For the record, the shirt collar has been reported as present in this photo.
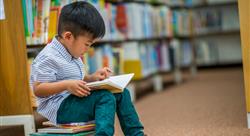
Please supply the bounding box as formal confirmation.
[51,36,74,62]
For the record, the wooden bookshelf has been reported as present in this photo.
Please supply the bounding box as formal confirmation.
[238,0,250,119]
[0,0,32,116]
[0,0,35,135]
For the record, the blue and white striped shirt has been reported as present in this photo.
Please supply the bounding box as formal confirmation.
[30,37,85,124]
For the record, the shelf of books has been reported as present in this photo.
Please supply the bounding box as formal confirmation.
[171,0,241,71]
[170,0,237,9]
[24,0,241,103]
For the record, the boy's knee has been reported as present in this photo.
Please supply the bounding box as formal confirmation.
[123,88,131,97]
[96,90,116,103]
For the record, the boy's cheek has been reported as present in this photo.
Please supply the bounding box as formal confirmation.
[84,47,89,53]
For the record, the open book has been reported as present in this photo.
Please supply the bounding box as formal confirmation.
[86,73,134,93]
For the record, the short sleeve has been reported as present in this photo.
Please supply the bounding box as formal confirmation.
[31,55,58,83]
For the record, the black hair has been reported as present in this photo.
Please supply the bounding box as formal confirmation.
[58,1,105,39]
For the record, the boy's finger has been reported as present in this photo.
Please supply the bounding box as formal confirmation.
[100,69,109,78]
[79,82,91,91]
[81,85,91,92]
[79,88,90,95]
[77,89,90,97]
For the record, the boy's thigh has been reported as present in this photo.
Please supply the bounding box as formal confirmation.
[57,90,113,124]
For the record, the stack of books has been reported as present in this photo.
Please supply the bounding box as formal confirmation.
[30,121,95,136]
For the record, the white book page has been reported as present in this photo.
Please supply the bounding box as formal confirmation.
[86,79,109,87]
[86,73,134,89]
[109,73,134,88]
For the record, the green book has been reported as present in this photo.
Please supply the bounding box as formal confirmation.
[30,131,95,136]
[21,0,29,37]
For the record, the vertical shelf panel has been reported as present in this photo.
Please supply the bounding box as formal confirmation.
[0,0,32,115]
[238,0,250,113]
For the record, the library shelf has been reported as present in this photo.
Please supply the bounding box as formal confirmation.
[171,1,237,10]
[174,29,240,39]
[26,36,172,49]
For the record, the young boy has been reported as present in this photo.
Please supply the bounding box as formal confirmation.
[30,1,144,136]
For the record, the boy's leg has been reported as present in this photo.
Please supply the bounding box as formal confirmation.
[57,90,116,136]
[94,90,116,136]
[114,88,144,136]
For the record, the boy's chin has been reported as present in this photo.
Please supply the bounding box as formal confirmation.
[75,53,84,58]
[73,55,81,58]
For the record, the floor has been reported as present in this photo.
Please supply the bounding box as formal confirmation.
[115,67,250,136]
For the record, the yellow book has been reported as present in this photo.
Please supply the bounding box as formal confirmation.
[86,73,134,93]
[48,7,59,42]
[123,60,142,80]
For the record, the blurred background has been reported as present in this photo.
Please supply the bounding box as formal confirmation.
[1,0,249,135]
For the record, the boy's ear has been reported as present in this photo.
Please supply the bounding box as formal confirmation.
[63,31,73,40]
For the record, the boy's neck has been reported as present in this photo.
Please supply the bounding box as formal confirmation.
[57,36,67,48]
[56,36,74,59]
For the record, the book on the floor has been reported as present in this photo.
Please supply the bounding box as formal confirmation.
[30,130,95,136]
[42,120,95,128]
[86,73,134,93]
[57,120,95,128]
[37,123,95,134]
[37,125,95,134]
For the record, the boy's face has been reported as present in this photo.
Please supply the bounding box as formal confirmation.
[62,32,96,58]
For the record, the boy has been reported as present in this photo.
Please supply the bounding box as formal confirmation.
[30,1,144,136]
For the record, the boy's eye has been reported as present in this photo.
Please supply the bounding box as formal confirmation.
[85,44,91,47]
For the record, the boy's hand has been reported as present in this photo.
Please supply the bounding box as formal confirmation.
[93,67,113,81]
[66,80,91,97]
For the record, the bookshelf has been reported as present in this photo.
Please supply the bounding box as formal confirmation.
[27,36,172,48]
[171,1,237,9]
[238,0,250,128]
[172,0,240,70]
[193,29,240,37]
[0,0,32,116]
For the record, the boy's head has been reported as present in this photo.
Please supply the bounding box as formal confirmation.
[58,1,105,58]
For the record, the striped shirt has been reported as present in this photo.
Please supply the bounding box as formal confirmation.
[30,37,85,124]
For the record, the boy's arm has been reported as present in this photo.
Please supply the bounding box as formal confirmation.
[31,56,90,98]
[84,74,97,82]
[84,67,112,82]
[33,80,91,97]
[33,81,68,97]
